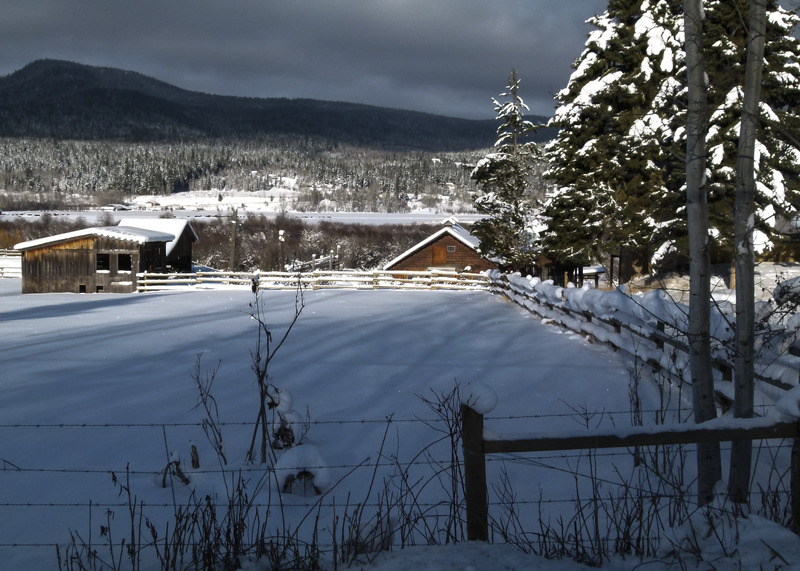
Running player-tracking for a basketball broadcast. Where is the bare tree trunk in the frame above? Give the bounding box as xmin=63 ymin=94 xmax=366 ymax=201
xmin=729 ymin=0 xmax=767 ymax=504
xmin=684 ymin=0 xmax=722 ymax=506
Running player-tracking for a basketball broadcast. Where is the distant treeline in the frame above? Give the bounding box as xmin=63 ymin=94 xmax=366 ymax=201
xmin=0 ymin=211 xmax=445 ymax=271
xmin=0 ymin=137 xmax=552 ymax=214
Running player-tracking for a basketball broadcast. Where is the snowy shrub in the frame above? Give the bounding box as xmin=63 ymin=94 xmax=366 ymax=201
xmin=273 ymin=445 xmax=330 ymax=496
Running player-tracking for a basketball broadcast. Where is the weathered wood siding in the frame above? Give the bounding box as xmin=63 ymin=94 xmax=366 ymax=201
xmin=21 ymin=237 xmax=168 ymax=294
xmin=21 ymin=237 xmax=95 ymax=294
xmin=389 ymin=235 xmax=497 ymax=272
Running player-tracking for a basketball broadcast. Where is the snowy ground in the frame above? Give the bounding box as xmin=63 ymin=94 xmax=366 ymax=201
xmin=1 ymin=278 xmax=798 ymax=569
xmin=0 ymin=193 xmax=482 ymax=225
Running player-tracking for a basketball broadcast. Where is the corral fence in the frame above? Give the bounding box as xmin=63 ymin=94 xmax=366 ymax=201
xmin=486 ymin=271 xmax=800 ymax=401
xmin=0 ymin=248 xmax=21 ymax=278
xmin=136 ymin=269 xmax=490 ymax=292
xmin=461 ymin=403 xmax=800 ymax=541
xmin=458 ymin=272 xmax=800 ymax=541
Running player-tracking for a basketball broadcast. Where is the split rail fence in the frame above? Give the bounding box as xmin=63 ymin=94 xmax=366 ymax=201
xmin=136 ymin=269 xmax=490 ymax=292
xmin=461 ymin=403 xmax=800 ymax=541
xmin=487 ymin=273 xmax=800 ymax=397
xmin=460 ymin=272 xmax=800 ymax=541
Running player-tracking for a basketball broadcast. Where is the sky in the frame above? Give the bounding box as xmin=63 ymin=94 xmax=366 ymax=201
xmin=0 ymin=0 xmax=605 ymax=119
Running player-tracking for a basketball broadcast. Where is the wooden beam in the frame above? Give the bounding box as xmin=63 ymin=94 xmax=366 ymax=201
xmin=462 ymin=404 xmax=488 ymax=542
xmin=484 ymin=420 xmax=799 ymax=455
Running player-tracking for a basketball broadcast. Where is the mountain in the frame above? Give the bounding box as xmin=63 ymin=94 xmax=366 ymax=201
xmin=0 ymin=60 xmax=555 ymax=151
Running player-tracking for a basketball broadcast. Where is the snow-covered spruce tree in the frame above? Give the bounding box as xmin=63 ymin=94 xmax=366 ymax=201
xmin=542 ymin=0 xmax=800 ymax=271
xmin=469 ymin=69 xmax=540 ymax=272
xmin=542 ymin=0 xmax=683 ymax=271
xmin=701 ymin=0 xmax=800 ymax=258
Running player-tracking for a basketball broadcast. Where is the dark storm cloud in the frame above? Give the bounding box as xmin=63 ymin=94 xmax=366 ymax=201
xmin=0 ymin=0 xmax=603 ymax=119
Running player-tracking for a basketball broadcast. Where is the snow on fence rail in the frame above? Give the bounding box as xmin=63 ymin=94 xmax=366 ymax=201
xmin=461 ymin=402 xmax=800 ymax=541
xmin=136 ymin=269 xmax=490 ymax=292
xmin=486 ymin=271 xmax=800 ymax=403
xmin=0 ymin=249 xmax=21 ymax=279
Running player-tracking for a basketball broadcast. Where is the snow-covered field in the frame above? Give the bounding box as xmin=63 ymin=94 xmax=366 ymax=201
xmin=0 ymin=187 xmax=485 ymax=227
xmin=1 ymin=278 xmax=798 ymax=569
xmin=1 ymin=208 xmax=484 ymax=227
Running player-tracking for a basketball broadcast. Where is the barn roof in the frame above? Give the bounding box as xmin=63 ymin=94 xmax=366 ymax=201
xmin=116 ymin=218 xmax=198 ymax=256
xmin=14 ymin=226 xmax=175 ymax=251
xmin=383 ymin=221 xmax=482 ymax=270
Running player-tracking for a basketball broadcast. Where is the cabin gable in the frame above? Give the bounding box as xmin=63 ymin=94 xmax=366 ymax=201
xmin=384 ymin=223 xmax=497 ymax=273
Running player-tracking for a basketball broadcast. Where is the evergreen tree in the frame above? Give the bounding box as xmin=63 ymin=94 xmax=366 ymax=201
xmin=703 ymin=0 xmax=800 ymax=254
xmin=541 ymin=0 xmax=680 ymax=269
xmin=470 ymin=70 xmax=540 ymax=271
xmin=542 ymin=0 xmax=800 ymax=270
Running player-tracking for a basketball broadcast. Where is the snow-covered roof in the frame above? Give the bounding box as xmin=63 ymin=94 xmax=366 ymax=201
xmin=383 ymin=221 xmax=482 ymax=270
xmin=14 ymin=226 xmax=175 ymax=251
xmin=116 ymin=217 xmax=198 ymax=256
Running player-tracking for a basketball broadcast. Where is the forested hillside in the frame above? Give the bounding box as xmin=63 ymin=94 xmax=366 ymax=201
xmin=0 ymin=60 xmax=555 ymax=151
xmin=0 ymin=60 xmax=554 ymax=214
xmin=0 ymin=137 xmax=512 ymax=212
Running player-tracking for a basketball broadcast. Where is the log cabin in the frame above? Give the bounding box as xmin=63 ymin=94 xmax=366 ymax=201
xmin=383 ymin=221 xmax=497 ymax=273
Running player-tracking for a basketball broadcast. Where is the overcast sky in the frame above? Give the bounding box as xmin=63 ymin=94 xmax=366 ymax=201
xmin=0 ymin=1 xmax=604 ymax=119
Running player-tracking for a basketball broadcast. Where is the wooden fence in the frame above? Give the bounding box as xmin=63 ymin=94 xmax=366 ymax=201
xmin=0 ymin=249 xmax=22 ymax=278
xmin=461 ymin=403 xmax=800 ymax=541
xmin=136 ymin=269 xmax=490 ymax=292
xmin=463 ymin=273 xmax=800 ymax=542
xmin=487 ymin=273 xmax=799 ymax=398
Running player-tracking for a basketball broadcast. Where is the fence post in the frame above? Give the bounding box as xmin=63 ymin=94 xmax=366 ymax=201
xmin=461 ymin=403 xmax=488 ymax=541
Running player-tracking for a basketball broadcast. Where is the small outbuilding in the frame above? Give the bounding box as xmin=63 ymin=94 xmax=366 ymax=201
xmin=15 ymin=226 xmax=175 ymax=294
xmin=117 ymin=218 xmax=198 ymax=272
xmin=383 ymin=220 xmax=497 ymax=273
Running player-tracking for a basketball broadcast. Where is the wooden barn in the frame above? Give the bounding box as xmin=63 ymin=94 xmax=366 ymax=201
xmin=383 ymin=221 xmax=498 ymax=273
xmin=117 ymin=218 xmax=198 ymax=272
xmin=14 ymin=226 xmax=175 ymax=294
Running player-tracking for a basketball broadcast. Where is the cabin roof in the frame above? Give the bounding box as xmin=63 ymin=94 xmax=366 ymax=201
xmin=14 ymin=226 xmax=175 ymax=251
xmin=116 ymin=218 xmax=198 ymax=256
xmin=383 ymin=221 xmax=482 ymax=270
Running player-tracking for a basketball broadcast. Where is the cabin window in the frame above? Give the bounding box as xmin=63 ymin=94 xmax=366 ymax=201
xmin=447 ymin=246 xmax=456 ymax=252
xmin=96 ymin=253 xmax=111 ymax=272
xmin=118 ymin=253 xmax=132 ymax=272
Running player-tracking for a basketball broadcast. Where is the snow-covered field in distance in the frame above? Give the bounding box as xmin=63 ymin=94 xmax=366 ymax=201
xmin=1 ymin=208 xmax=483 ymax=226
xmin=0 ymin=187 xmax=484 ymax=226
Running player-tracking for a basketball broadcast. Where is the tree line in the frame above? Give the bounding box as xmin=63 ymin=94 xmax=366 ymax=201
xmin=541 ymin=0 xmax=800 ymax=273
xmin=464 ymin=0 xmax=799 ymax=512
xmin=0 ymin=211 xmax=444 ymax=272
xmin=0 ymin=136 xmax=553 ymax=214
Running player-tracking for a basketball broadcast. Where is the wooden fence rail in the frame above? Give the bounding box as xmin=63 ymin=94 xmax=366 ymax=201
xmin=488 ymin=274 xmax=798 ymax=396
xmin=136 ymin=269 xmax=490 ymax=292
xmin=461 ymin=403 xmax=800 ymax=541
xmin=0 ymin=249 xmax=22 ymax=278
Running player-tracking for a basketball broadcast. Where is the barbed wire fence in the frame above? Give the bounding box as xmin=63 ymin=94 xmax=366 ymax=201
xmin=1 ymin=409 xmax=794 ymax=565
